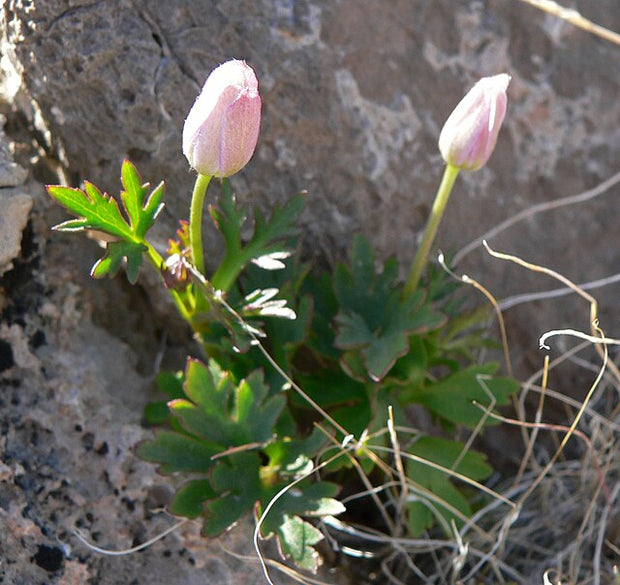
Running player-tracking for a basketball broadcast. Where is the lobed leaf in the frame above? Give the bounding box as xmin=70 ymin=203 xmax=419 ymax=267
xmin=333 ymin=235 xmax=445 ymax=381
xmin=143 ymin=370 xmax=186 ymax=426
xmin=169 ymin=358 xmax=285 ymax=448
xmin=47 ymin=160 xmax=164 ymax=282
xmin=48 ymin=182 xmax=132 ymax=240
xmin=120 ymin=159 xmax=165 ymax=239
xmin=276 ymin=516 xmax=324 ymax=572
xmin=90 ymin=240 xmax=146 ymax=284
xmin=135 ymin=430 xmax=220 ymax=474
xmin=408 ymin=363 xmax=520 ymax=428
xmin=260 ymin=481 xmax=345 ymax=573
xmin=210 ymin=180 xmax=305 ymax=291
xmin=406 ymin=436 xmax=492 ymax=536
xmin=203 ymin=452 xmax=265 ymax=536
xmin=169 ymin=479 xmax=216 ymax=518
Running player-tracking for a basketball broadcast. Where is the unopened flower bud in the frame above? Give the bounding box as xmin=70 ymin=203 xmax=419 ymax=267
xmin=438 ymin=73 xmax=511 ymax=171
xmin=183 ymin=59 xmax=261 ymax=178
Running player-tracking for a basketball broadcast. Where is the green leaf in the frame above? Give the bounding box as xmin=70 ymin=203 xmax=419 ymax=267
xmin=261 ymin=481 xmax=345 ymax=573
xmin=120 ymin=159 xmax=165 ymax=239
xmin=263 ymin=482 xmax=345 ymax=533
xmin=333 ymin=235 xmax=445 ymax=381
xmin=47 ymin=160 xmax=164 ymax=282
xmin=135 ymin=430 xmax=220 ymax=474
xmin=203 ymin=452 xmax=265 ymax=536
xmin=386 ymin=335 xmax=429 ymax=386
xmin=293 ymin=368 xmax=371 ymax=436
xmin=144 ymin=370 xmax=186 ymax=426
xmin=169 ymin=479 xmax=216 ymax=518
xmin=263 ymin=429 xmax=328 ymax=473
xmin=157 ymin=370 xmax=185 ymax=396
xmin=90 ymin=239 xmax=146 ymax=283
xmin=275 ymin=516 xmax=324 ymax=572
xmin=235 ymin=257 xmax=313 ymax=381
xmin=169 ymin=358 xmax=285 ymax=447
xmin=409 ymin=436 xmax=492 ymax=480
xmin=294 ymin=368 xmax=368 ymax=409
xmin=303 ymin=272 xmax=340 ymax=360
xmin=406 ymin=436 xmax=492 ymax=536
xmin=210 ymin=180 xmax=305 ymax=291
xmin=408 ymin=363 xmax=520 ymax=428
xmin=48 ymin=181 xmax=133 ymax=240
xmin=209 ymin=180 xmax=246 ymax=255
xmin=143 ymin=401 xmax=172 ymax=426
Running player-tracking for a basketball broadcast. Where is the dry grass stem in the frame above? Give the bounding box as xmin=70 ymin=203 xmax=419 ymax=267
xmin=453 ymin=171 xmax=620 ymax=267
xmin=517 ymin=0 xmax=620 ymax=45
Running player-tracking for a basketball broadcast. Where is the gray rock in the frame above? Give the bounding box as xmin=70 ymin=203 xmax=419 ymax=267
xmin=3 ymin=1 xmax=618 ymax=274
xmin=0 ymin=119 xmax=31 ymax=274
xmin=0 ymin=189 xmax=32 ymax=274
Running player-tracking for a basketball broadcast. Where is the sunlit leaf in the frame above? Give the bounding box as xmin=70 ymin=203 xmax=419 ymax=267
xmin=47 ymin=160 xmax=164 ymax=282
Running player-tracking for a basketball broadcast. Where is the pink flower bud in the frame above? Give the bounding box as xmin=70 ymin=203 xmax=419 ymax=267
xmin=438 ymin=73 xmax=511 ymax=171
xmin=183 ymin=59 xmax=261 ymax=178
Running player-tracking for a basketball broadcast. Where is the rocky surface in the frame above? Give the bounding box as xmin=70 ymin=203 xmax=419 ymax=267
xmin=0 ymin=1 xmax=618 ymax=583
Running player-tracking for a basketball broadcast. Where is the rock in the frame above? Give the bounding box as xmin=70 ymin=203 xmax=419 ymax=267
xmin=0 ymin=278 xmax=318 ymax=584
xmin=0 ymin=189 xmax=32 ymax=274
xmin=2 ymin=1 xmax=618 ymax=277
xmin=0 ymin=118 xmax=31 ymax=274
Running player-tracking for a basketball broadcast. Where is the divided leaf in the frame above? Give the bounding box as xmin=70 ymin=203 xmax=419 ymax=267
xmin=334 ymin=235 xmax=445 ymax=381
xmin=167 ymin=359 xmax=285 ymax=448
xmin=169 ymin=479 xmax=216 ymax=519
xmin=406 ymin=436 xmax=492 ymax=536
xmin=210 ymin=179 xmax=305 ymax=290
xmin=47 ymin=160 xmax=164 ymax=282
xmin=119 ymin=160 xmax=165 ymax=239
xmin=203 ymin=452 xmax=265 ymax=536
xmin=408 ymin=363 xmax=520 ymax=428
xmin=274 ymin=515 xmax=324 ymax=572
xmin=260 ymin=481 xmax=345 ymax=573
xmin=144 ymin=370 xmax=186 ymax=425
xmin=90 ymin=240 xmax=146 ymax=283
xmin=135 ymin=430 xmax=220 ymax=474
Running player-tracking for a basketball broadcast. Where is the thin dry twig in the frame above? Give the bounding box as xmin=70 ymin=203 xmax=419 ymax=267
xmin=483 ymin=240 xmax=620 ymax=388
xmin=73 ymin=519 xmax=189 ymax=556
xmin=517 ymin=0 xmax=620 ymax=45
xmin=498 ymin=271 xmax=620 ymax=311
xmin=438 ymin=252 xmax=513 ymax=377
xmin=453 ymin=171 xmax=620 ymax=267
xmin=515 ymin=355 xmax=550 ymax=485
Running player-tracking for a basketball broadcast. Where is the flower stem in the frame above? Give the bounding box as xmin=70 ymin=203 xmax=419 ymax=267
xmin=404 ymin=164 xmax=460 ymax=296
xmin=189 ymin=173 xmax=213 ymax=275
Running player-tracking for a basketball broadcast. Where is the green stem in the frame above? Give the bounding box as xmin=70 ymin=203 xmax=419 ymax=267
xmin=404 ymin=164 xmax=460 ymax=296
xmin=211 ymin=252 xmax=246 ymax=293
xmin=189 ymin=173 xmax=213 ymax=275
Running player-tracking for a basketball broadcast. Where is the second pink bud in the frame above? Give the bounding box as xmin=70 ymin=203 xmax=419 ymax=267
xmin=438 ymin=73 xmax=511 ymax=172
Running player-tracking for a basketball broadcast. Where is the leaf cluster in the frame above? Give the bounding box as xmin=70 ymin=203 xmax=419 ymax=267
xmin=47 ymin=161 xmax=520 ymax=570
xmin=138 ymin=360 xmax=342 ymax=571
